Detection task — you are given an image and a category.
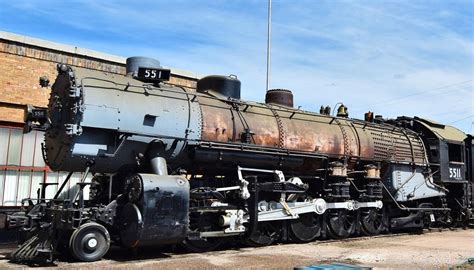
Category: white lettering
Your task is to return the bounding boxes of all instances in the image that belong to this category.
[449,167,463,179]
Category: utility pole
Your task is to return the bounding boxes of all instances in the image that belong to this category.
[266,0,272,92]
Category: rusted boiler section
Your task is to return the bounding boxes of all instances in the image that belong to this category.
[199,90,426,165]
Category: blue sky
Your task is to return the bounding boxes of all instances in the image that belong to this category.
[1,0,473,132]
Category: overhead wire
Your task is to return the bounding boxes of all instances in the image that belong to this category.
[374,79,471,105]
[448,115,473,124]
[351,79,473,112]
[422,106,473,118]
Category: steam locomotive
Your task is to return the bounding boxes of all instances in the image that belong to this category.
[3,57,473,263]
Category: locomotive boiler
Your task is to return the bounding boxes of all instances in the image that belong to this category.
[3,57,473,264]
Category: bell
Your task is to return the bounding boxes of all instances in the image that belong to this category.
[337,104,348,118]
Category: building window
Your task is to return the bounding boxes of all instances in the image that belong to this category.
[0,128,9,164]
[7,129,23,166]
[0,126,92,207]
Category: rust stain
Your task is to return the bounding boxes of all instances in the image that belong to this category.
[201,106,234,142]
[198,99,421,163]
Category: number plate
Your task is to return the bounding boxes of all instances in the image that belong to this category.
[448,166,463,180]
[32,109,47,119]
[429,214,435,222]
[137,67,171,82]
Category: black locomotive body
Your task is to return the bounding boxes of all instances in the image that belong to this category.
[3,57,473,263]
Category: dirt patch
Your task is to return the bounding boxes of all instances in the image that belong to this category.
[0,229,472,269]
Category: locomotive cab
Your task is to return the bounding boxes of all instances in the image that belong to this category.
[397,117,471,226]
[409,117,467,183]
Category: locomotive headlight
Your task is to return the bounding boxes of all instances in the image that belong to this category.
[314,198,327,215]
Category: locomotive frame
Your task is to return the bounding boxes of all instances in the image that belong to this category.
[3,57,473,264]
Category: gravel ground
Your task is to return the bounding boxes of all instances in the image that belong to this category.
[0,229,472,269]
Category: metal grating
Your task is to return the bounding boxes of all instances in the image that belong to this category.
[368,126,425,164]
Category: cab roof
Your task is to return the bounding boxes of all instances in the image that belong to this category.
[414,117,466,142]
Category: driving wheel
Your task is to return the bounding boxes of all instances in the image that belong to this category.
[326,210,356,239]
[244,221,282,247]
[360,209,385,235]
[290,213,322,242]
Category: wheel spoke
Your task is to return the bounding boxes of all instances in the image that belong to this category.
[289,213,322,243]
[360,209,385,236]
[327,210,355,239]
[244,222,281,247]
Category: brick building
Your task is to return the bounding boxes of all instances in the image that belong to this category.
[0,31,198,209]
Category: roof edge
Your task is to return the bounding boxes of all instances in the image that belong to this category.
[0,31,200,79]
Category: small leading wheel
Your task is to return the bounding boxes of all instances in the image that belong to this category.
[69,222,111,262]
